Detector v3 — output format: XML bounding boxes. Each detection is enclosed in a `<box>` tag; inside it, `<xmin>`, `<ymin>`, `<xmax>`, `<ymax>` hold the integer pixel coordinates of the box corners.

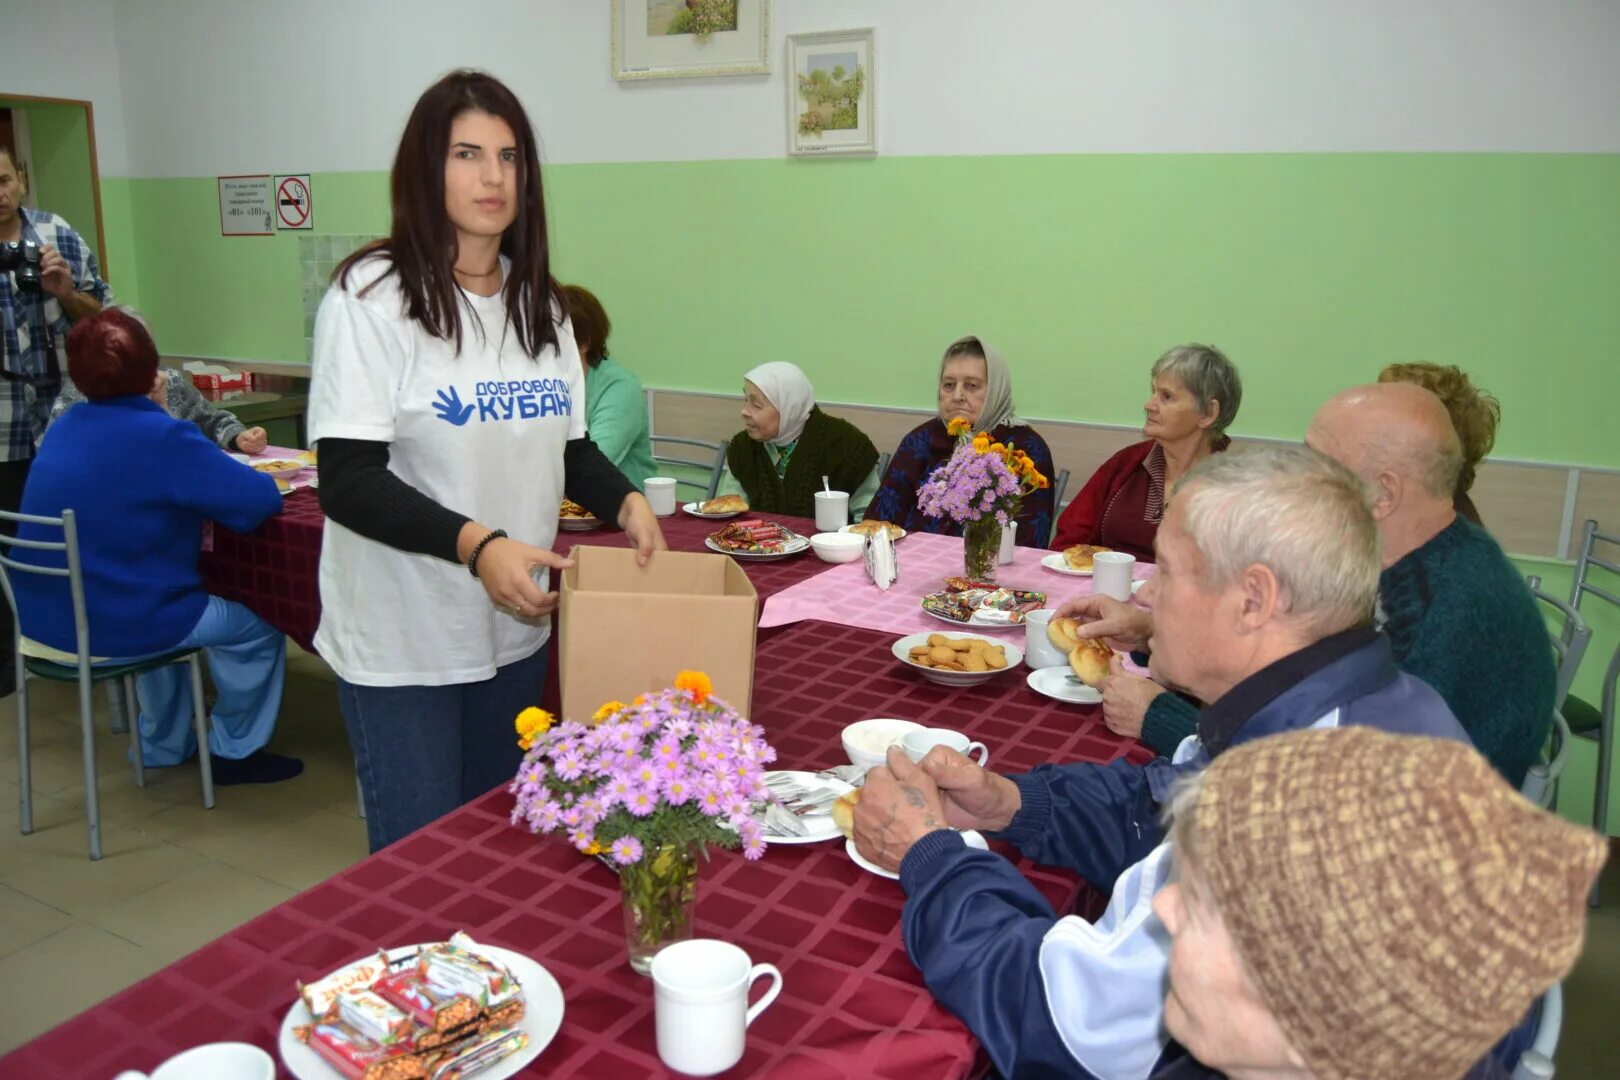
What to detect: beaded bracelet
<box><xmin>467</xmin><ymin>529</ymin><xmax>508</xmax><ymax>578</ymax></box>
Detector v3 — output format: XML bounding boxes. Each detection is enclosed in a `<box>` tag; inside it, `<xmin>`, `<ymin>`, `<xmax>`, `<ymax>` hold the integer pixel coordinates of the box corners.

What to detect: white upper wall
<box><xmin>19</xmin><ymin>0</ymin><xmax>1620</xmax><ymax>180</ymax></box>
<box><xmin>0</xmin><ymin>0</ymin><xmax>131</xmax><ymax>175</ymax></box>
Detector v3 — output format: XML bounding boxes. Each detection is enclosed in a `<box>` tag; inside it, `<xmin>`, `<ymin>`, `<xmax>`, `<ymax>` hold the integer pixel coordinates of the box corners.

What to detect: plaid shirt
<box><xmin>1</xmin><ymin>208</ymin><xmax>114</xmax><ymax>461</ymax></box>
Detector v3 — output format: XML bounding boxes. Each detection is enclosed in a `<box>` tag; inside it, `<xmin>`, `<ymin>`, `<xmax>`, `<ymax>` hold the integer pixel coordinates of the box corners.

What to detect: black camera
<box><xmin>0</xmin><ymin>240</ymin><xmax>42</xmax><ymax>292</ymax></box>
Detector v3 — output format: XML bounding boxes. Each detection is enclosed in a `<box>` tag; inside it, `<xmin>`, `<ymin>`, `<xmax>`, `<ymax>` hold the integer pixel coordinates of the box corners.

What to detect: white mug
<box><xmin>998</xmin><ymin>521</ymin><xmax>1018</xmax><ymax>564</ymax></box>
<box><xmin>902</xmin><ymin>727</ymin><xmax>990</xmax><ymax>767</ymax></box>
<box><xmin>1023</xmin><ymin>609</ymin><xmax>1070</xmax><ymax>670</ymax></box>
<box><xmin>652</xmin><ymin>939</ymin><xmax>783</xmax><ymax>1077</ymax></box>
<box><xmin>814</xmin><ymin>490</ymin><xmax>851</xmax><ymax>532</ymax></box>
<box><xmin>1092</xmin><ymin>550</ymin><xmax>1136</xmax><ymax>603</ymax></box>
<box><xmin>113</xmin><ymin>1043</ymin><xmax>274</xmax><ymax>1080</ymax></box>
<box><xmin>644</xmin><ymin>476</ymin><xmax>678</xmax><ymax>517</ymax></box>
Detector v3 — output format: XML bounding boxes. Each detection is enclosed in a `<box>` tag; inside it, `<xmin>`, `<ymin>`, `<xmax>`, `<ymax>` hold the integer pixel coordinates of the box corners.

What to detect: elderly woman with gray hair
<box><xmin>1051</xmin><ymin>343</ymin><xmax>1241</xmax><ymax>558</ymax></box>
<box><xmin>865</xmin><ymin>334</ymin><xmax>1056</xmax><ymax>546</ymax></box>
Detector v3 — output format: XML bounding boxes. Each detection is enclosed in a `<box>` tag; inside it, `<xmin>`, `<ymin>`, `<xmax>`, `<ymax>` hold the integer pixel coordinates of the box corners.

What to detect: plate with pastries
<box><xmin>683</xmin><ymin>494</ymin><xmax>750</xmax><ymax>519</ymax></box>
<box><xmin>1025</xmin><ymin>616</ymin><xmax>1115</xmax><ymax>704</ymax></box>
<box><xmin>840</xmin><ymin>520</ymin><xmax>906</xmax><ymax>543</ymax></box>
<box><xmin>278</xmin><ymin>930</ymin><xmax>562</xmax><ymax>1080</ymax></box>
<box><xmin>250</xmin><ymin>458</ymin><xmax>306</xmax><ymax>480</ymax></box>
<box><xmin>557</xmin><ymin>498</ymin><xmax>605</xmax><ymax>531</ymax></box>
<box><xmin>705</xmin><ymin>519</ymin><xmax>810</xmax><ymax>561</ymax></box>
<box><xmin>921</xmin><ymin>577</ymin><xmax>1046</xmax><ymax>631</ymax></box>
<box><xmin>832</xmin><ymin>789</ymin><xmax>990</xmax><ymax>879</ymax></box>
<box><xmin>1041</xmin><ymin>544</ymin><xmax>1112</xmax><ymax>576</ymax></box>
<box><xmin>892</xmin><ymin>631</ymin><xmax>1023</xmax><ymax>687</ymax></box>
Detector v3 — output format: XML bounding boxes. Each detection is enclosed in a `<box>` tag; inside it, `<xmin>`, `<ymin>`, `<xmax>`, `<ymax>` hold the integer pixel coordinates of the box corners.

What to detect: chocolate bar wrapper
<box><xmin>376</xmin><ymin>970</ymin><xmax>481</xmax><ymax>1033</ymax></box>
<box><xmin>426</xmin><ymin>935</ymin><xmax>523</xmax><ymax>1009</ymax></box>
<box><xmin>428</xmin><ymin>1027</ymin><xmax>530</xmax><ymax>1080</ymax></box>
<box><xmin>307</xmin><ymin>1020</ymin><xmax>425</xmax><ymax>1080</ymax></box>
<box><xmin>300</xmin><ymin>952</ymin><xmax>390</xmax><ymax>1017</ymax></box>
<box><xmin>920</xmin><ymin>593</ymin><xmax>973</xmax><ymax>623</ymax></box>
<box><xmin>339</xmin><ymin>988</ymin><xmax>415</xmax><ymax>1045</ymax></box>
<box><xmin>973</xmin><ymin>609</ymin><xmax>1023</xmax><ymax>626</ymax></box>
<box><xmin>481</xmin><ymin>998</ymin><xmax>526</xmax><ymax>1033</ymax></box>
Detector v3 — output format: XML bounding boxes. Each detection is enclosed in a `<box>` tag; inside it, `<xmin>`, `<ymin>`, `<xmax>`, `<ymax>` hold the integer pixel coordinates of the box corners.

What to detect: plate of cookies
<box><xmin>684</xmin><ymin>494</ymin><xmax>750</xmax><ymax>519</ymax></box>
<box><xmin>558</xmin><ymin>498</ymin><xmax>604</xmax><ymax>531</ymax></box>
<box><xmin>892</xmin><ymin>632</ymin><xmax>1023</xmax><ymax>687</ymax></box>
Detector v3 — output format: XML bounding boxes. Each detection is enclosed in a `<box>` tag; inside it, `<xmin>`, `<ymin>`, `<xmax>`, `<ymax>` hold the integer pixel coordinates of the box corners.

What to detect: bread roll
<box><xmin>701</xmin><ymin>494</ymin><xmax>749</xmax><ymax>514</ymax></box>
<box><xmin>1063</xmin><ymin>544</ymin><xmax>1110</xmax><ymax>571</ymax></box>
<box><xmin>831</xmin><ymin>789</ymin><xmax>861</xmax><ymax>839</ymax></box>
<box><xmin>1069</xmin><ymin>637</ymin><xmax>1113</xmax><ymax>686</ymax></box>
<box><xmin>1046</xmin><ymin>616</ymin><xmax>1085</xmax><ymax>653</ymax></box>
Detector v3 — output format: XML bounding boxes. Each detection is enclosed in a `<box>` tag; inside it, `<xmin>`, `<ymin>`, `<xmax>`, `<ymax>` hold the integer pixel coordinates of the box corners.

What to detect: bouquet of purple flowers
<box><xmin>917</xmin><ymin>435</ymin><xmax>1029</xmax><ymax>526</ymax></box>
<box><xmin>507</xmin><ymin>672</ymin><xmax>774</xmax><ymax>865</ymax></box>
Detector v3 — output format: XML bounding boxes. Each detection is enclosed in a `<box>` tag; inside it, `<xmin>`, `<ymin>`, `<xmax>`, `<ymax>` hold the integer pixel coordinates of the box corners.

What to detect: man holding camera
<box><xmin>0</xmin><ymin>143</ymin><xmax>113</xmax><ymax>693</ymax></box>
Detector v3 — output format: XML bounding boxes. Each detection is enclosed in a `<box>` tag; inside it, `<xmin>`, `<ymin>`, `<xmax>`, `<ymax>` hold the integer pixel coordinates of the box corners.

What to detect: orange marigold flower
<box><xmin>674</xmin><ymin>670</ymin><xmax>713</xmax><ymax>704</ymax></box>
<box><xmin>972</xmin><ymin>436</ymin><xmax>991</xmax><ymax>453</ymax></box>
<box><xmin>989</xmin><ymin>442</ymin><xmax>1006</xmax><ymax>455</ymax></box>
<box><xmin>946</xmin><ymin>416</ymin><xmax>971</xmax><ymax>437</ymax></box>
<box><xmin>592</xmin><ymin>700</ymin><xmax>627</xmax><ymax>723</ymax></box>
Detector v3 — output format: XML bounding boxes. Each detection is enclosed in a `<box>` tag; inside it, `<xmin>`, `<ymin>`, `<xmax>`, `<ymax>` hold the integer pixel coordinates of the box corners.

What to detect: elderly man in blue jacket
<box><xmin>851</xmin><ymin>444</ymin><xmax>1473</xmax><ymax>1079</ymax></box>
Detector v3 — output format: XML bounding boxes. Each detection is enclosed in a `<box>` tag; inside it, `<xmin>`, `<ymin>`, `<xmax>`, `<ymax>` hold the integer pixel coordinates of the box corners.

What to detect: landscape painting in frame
<box><xmin>787</xmin><ymin>29</ymin><xmax>876</xmax><ymax>156</ymax></box>
<box><xmin>613</xmin><ymin>0</ymin><xmax>771</xmax><ymax>81</ymax></box>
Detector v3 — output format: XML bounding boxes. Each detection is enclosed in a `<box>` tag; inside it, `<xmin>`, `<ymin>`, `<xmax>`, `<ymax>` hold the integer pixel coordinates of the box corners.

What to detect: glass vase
<box><xmin>963</xmin><ymin>517</ymin><xmax>1000</xmax><ymax>582</ymax></box>
<box><xmin>620</xmin><ymin>841</ymin><xmax>701</xmax><ymax>974</ymax></box>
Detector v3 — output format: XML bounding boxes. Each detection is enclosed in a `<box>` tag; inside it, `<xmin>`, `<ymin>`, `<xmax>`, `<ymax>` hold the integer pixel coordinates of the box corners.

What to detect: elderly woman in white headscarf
<box><xmin>712</xmin><ymin>361</ymin><xmax>880</xmax><ymax>520</ymax></box>
<box><xmin>864</xmin><ymin>335</ymin><xmax>1055</xmax><ymax>546</ymax></box>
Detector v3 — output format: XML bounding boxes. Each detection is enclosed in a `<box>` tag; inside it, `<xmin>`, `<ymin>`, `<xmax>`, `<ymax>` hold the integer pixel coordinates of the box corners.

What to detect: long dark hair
<box><xmin>336</xmin><ymin>70</ymin><xmax>559</xmax><ymax>359</ymax></box>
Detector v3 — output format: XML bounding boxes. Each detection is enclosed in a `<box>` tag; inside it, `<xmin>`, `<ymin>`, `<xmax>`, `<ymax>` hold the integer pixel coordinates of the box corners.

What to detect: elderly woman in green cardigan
<box><xmin>714</xmin><ymin>362</ymin><xmax>879</xmax><ymax>520</ymax></box>
<box><xmin>563</xmin><ymin>285</ymin><xmax>656</xmax><ymax>489</ymax></box>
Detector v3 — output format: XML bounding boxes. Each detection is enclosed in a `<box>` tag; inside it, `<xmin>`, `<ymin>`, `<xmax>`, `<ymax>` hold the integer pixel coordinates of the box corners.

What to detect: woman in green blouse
<box><xmin>563</xmin><ymin>285</ymin><xmax>656</xmax><ymax>490</ymax></box>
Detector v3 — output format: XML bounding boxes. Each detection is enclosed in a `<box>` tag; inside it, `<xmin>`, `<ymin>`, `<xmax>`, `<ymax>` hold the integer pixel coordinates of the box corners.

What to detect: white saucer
<box><xmin>683</xmin><ymin>501</ymin><xmax>747</xmax><ymax>520</ymax></box>
<box><xmin>846</xmin><ymin>830</ymin><xmax>988</xmax><ymax>880</ymax></box>
<box><xmin>1040</xmin><ymin>553</ymin><xmax>1093</xmax><ymax>576</ymax></box>
<box><xmin>1026</xmin><ymin>666</ymin><xmax>1103</xmax><ymax>704</ymax></box>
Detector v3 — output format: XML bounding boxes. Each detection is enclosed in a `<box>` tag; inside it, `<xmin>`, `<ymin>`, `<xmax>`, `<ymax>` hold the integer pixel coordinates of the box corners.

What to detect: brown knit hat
<box><xmin>1187</xmin><ymin>726</ymin><xmax>1607</xmax><ymax>1080</ymax></box>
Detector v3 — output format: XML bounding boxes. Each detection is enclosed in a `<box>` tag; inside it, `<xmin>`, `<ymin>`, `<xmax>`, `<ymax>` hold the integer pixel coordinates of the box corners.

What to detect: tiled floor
<box><xmin>0</xmin><ymin>648</ymin><xmax>1617</xmax><ymax>1073</ymax></box>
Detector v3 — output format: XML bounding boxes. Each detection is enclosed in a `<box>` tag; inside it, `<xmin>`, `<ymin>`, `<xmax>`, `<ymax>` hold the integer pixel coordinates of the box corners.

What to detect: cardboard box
<box><xmin>559</xmin><ymin>546</ymin><xmax>759</xmax><ymax>722</ymax></box>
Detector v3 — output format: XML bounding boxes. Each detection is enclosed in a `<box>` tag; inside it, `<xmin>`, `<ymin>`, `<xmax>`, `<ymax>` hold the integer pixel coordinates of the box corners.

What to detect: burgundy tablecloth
<box><xmin>199</xmin><ymin>499</ymin><xmax>832</xmax><ymax>656</ymax></box>
<box><xmin>1</xmin><ymin>620</ymin><xmax>1150</xmax><ymax>1079</ymax></box>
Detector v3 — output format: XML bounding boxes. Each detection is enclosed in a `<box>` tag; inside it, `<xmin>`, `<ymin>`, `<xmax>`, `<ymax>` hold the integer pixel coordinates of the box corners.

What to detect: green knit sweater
<box><xmin>1140</xmin><ymin>517</ymin><xmax>1553</xmax><ymax>786</ymax></box>
<box><xmin>726</xmin><ymin>406</ymin><xmax>878</xmax><ymax>518</ymax></box>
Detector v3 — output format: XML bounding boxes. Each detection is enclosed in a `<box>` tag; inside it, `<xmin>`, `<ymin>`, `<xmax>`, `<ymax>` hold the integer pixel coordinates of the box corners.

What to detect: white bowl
<box><xmin>841</xmin><ymin>718</ymin><xmax>925</xmax><ymax>770</ymax></box>
<box><xmin>810</xmin><ymin>532</ymin><xmax>865</xmax><ymax>564</ymax></box>
<box><xmin>891</xmin><ymin>632</ymin><xmax>1025</xmax><ymax>687</ymax></box>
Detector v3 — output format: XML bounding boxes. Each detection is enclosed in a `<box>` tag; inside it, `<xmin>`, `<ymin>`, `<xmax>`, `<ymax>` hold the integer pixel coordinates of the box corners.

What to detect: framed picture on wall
<box><xmin>612</xmin><ymin>0</ymin><xmax>771</xmax><ymax>81</ymax></box>
<box><xmin>786</xmin><ymin>28</ymin><xmax>876</xmax><ymax>157</ymax></box>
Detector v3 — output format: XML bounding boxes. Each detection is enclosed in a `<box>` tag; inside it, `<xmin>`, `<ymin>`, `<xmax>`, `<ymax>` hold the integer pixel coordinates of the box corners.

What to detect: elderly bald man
<box><xmin>849</xmin><ymin>444</ymin><xmax>1471</xmax><ymax>1079</ymax></box>
<box><xmin>1101</xmin><ymin>383</ymin><xmax>1553</xmax><ymax>787</ymax></box>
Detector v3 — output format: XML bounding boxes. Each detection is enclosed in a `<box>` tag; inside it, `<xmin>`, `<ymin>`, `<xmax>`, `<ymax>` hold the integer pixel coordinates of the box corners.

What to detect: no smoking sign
<box><xmin>274</xmin><ymin>174</ymin><xmax>312</xmax><ymax>230</ymax></box>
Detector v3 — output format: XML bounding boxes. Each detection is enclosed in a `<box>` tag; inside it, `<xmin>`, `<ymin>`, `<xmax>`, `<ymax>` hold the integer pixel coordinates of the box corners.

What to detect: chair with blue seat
<box><xmin>1</xmin><ymin>508</ymin><xmax>215</xmax><ymax>861</ymax></box>
<box><xmin>649</xmin><ymin>435</ymin><xmax>727</xmax><ymax>503</ymax></box>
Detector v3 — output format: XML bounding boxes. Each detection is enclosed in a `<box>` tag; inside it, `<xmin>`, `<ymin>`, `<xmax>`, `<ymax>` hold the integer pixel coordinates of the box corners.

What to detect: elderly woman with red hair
<box><xmin>11</xmin><ymin>309</ymin><xmax>299</xmax><ymax>784</ymax></box>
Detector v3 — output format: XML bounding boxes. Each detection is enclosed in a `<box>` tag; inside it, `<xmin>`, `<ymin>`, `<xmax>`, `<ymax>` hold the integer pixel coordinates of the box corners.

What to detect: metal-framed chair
<box><xmin>1511</xmin><ymin>983</ymin><xmax>1563</xmax><ymax>1080</ymax></box>
<box><xmin>1</xmin><ymin>508</ymin><xmax>215</xmax><ymax>861</ymax></box>
<box><xmin>649</xmin><ymin>436</ymin><xmax>727</xmax><ymax>502</ymax></box>
<box><xmin>1045</xmin><ymin>469</ymin><xmax>1072</xmax><ymax>546</ymax></box>
<box><xmin>1562</xmin><ymin>520</ymin><xmax>1618</xmax><ymax>905</ymax></box>
<box><xmin>1527</xmin><ymin>577</ymin><xmax>1592</xmax><ymax>714</ymax></box>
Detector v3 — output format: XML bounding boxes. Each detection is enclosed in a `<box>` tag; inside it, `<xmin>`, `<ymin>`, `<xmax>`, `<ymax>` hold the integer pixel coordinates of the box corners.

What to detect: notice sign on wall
<box><xmin>275</xmin><ymin>174</ymin><xmax>313</xmax><ymax>230</ymax></box>
<box><xmin>218</xmin><ymin>174</ymin><xmax>274</xmax><ymax>236</ymax></box>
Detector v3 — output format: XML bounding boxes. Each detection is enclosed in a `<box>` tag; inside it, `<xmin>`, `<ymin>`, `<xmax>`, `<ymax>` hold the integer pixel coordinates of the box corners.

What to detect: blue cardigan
<box><xmin>13</xmin><ymin>395</ymin><xmax>282</xmax><ymax>657</ymax></box>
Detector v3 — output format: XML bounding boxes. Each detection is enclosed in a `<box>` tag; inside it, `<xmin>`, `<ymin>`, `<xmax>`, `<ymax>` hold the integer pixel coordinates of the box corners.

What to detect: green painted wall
<box><xmin>3</xmin><ymin>102</ymin><xmax>102</xmax><ymax>269</ymax></box>
<box><xmin>103</xmin><ymin>153</ymin><xmax>1620</xmax><ymax>467</ymax></box>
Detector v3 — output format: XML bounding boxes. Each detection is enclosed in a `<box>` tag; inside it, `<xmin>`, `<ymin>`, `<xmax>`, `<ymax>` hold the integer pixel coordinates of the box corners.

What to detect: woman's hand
<box><xmin>458</xmin><ymin>524</ymin><xmax>573</xmax><ymax>618</ymax></box>
<box><xmin>236</xmin><ymin>427</ymin><xmax>268</xmax><ymax>454</ymax></box>
<box><xmin>617</xmin><ymin>492</ymin><xmax>667</xmax><ymax>566</ymax></box>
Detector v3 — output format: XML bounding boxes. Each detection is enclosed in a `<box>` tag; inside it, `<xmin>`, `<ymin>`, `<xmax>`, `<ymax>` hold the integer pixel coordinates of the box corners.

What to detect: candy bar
<box><xmin>428</xmin><ymin>1027</ymin><xmax>530</xmax><ymax>1080</ymax></box>
<box><xmin>339</xmin><ymin>989</ymin><xmax>415</xmax><ymax>1045</ymax></box>
<box><xmin>375</xmin><ymin>969</ymin><xmax>481</xmax><ymax>1033</ymax></box>
<box><xmin>422</xmin><ymin>937</ymin><xmax>522</xmax><ymax>1009</ymax></box>
<box><xmin>300</xmin><ymin>952</ymin><xmax>390</xmax><ymax>1017</ymax></box>
<box><xmin>305</xmin><ymin>1021</ymin><xmax>426</xmax><ymax>1080</ymax></box>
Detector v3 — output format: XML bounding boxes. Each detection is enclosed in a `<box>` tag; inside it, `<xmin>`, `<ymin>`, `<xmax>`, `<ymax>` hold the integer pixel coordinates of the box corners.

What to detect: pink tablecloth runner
<box><xmin>759</xmin><ymin>531</ymin><xmax>1153</xmax><ymax>638</ymax></box>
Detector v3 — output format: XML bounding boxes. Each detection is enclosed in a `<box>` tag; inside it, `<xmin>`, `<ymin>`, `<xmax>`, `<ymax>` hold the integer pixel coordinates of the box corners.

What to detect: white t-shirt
<box><xmin>307</xmin><ymin>255</ymin><xmax>585</xmax><ymax>686</ymax></box>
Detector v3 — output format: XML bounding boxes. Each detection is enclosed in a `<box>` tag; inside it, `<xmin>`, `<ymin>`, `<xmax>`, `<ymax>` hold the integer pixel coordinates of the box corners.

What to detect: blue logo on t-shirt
<box><xmin>431</xmin><ymin>380</ymin><xmax>573</xmax><ymax>426</ymax></box>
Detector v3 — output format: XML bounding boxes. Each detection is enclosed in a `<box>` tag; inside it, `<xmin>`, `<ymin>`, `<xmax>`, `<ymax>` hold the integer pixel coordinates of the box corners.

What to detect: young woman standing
<box><xmin>310</xmin><ymin>71</ymin><xmax>665</xmax><ymax>851</ymax></box>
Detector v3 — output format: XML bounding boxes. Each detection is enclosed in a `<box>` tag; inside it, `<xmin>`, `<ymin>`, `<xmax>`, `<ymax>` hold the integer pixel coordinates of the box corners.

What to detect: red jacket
<box><xmin>1051</xmin><ymin>439</ymin><xmax>1159</xmax><ymax>559</ymax></box>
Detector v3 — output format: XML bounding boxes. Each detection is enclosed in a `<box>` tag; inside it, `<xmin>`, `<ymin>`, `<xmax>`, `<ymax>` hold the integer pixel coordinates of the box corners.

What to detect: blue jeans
<box><xmin>115</xmin><ymin>595</ymin><xmax>287</xmax><ymax>766</ymax></box>
<box><xmin>338</xmin><ymin>646</ymin><xmax>546</xmax><ymax>853</ymax></box>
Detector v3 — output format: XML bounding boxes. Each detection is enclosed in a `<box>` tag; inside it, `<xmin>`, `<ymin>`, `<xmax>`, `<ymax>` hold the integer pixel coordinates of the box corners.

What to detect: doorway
<box><xmin>0</xmin><ymin>94</ymin><xmax>108</xmax><ymax>277</ymax></box>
